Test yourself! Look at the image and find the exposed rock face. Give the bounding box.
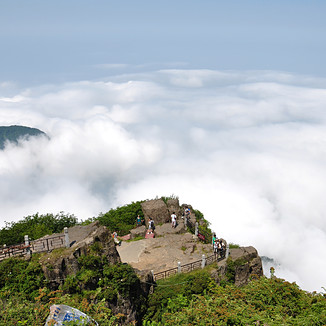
[40,222,154,325]
[140,198,186,227]
[166,199,182,217]
[130,225,146,239]
[141,199,171,225]
[108,269,155,324]
[40,222,120,289]
[211,246,263,287]
[231,247,263,286]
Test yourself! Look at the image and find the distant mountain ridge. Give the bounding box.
[0,125,47,149]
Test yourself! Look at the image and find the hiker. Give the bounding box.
[217,239,225,258]
[112,231,121,246]
[150,219,155,233]
[171,212,177,228]
[213,239,219,259]
[136,215,142,226]
[147,218,155,234]
[185,207,190,219]
[220,240,226,258]
[212,232,217,247]
[149,218,155,234]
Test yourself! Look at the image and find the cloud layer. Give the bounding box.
[1,69,326,291]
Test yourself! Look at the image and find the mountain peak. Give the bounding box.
[0,125,47,149]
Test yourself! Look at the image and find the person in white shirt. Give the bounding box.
[171,212,177,228]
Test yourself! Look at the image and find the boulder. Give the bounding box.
[229,246,259,262]
[211,246,263,287]
[167,198,181,217]
[130,226,146,239]
[141,199,170,225]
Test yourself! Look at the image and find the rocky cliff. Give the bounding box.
[39,221,153,325]
[211,246,263,286]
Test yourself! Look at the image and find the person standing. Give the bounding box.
[213,239,219,259]
[171,212,177,228]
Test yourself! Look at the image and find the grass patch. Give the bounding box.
[126,236,144,242]
[229,243,240,249]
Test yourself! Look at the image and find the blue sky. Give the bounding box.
[1,0,326,84]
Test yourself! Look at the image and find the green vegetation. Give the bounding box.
[0,253,146,325]
[229,242,240,249]
[1,197,326,325]
[143,269,326,326]
[0,212,78,246]
[2,254,326,325]
[0,125,46,149]
[97,201,144,235]
[160,194,179,205]
[187,209,212,244]
[0,255,45,300]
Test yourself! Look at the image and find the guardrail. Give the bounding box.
[30,234,66,253]
[0,228,70,262]
[153,252,226,281]
[0,244,30,261]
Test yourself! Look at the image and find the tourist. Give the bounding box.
[220,240,226,258]
[185,207,190,219]
[136,215,142,226]
[112,231,121,246]
[147,217,155,234]
[171,212,177,228]
[150,219,155,233]
[212,232,217,247]
[213,239,219,259]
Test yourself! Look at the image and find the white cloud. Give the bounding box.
[1,69,326,292]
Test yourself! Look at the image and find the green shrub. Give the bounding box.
[97,201,144,235]
[145,276,326,326]
[160,195,179,205]
[0,212,78,245]
[0,256,45,300]
[229,243,240,249]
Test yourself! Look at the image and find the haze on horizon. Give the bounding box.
[1,1,326,293]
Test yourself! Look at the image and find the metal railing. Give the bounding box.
[153,253,225,281]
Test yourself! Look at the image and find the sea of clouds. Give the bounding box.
[1,69,326,292]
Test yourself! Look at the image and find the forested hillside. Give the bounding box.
[0,125,46,149]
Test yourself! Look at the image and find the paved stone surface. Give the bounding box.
[117,239,147,263]
[117,231,215,273]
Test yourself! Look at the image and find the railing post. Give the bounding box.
[24,235,31,257]
[195,222,198,236]
[24,235,29,247]
[151,270,155,281]
[178,262,181,273]
[201,254,206,269]
[226,243,229,258]
[64,227,70,248]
